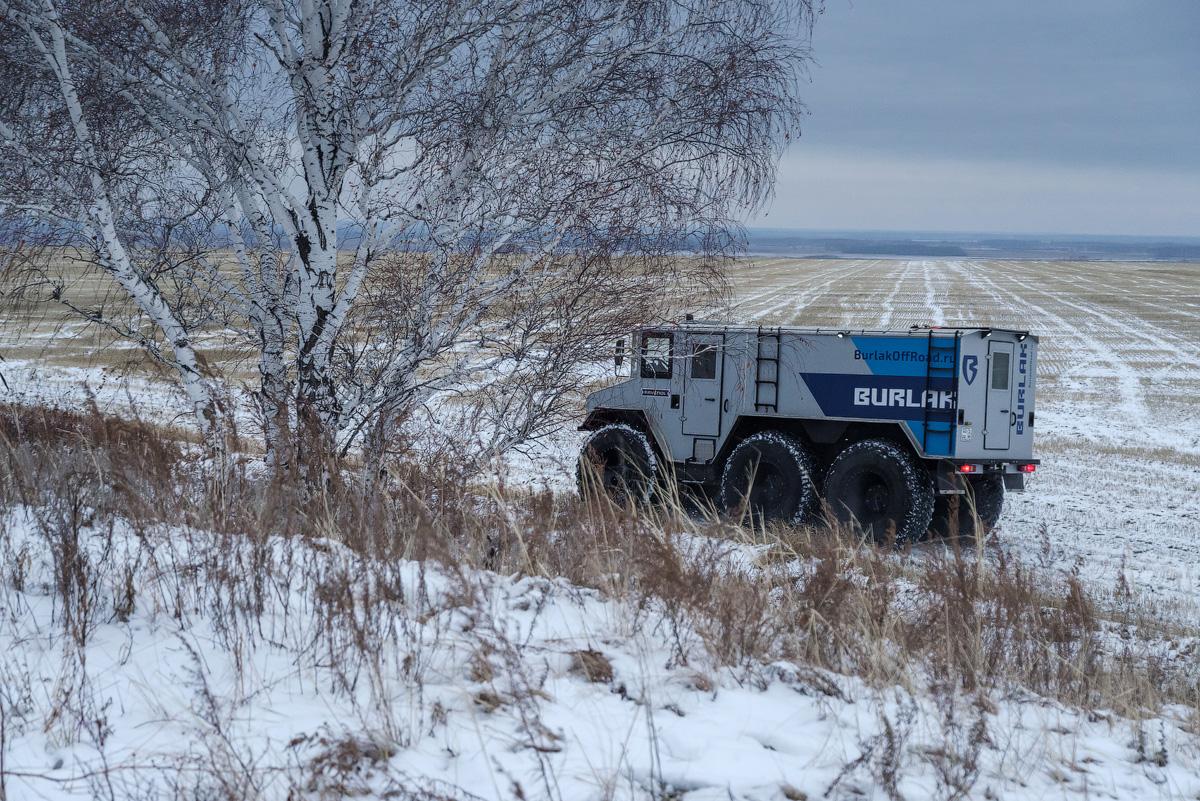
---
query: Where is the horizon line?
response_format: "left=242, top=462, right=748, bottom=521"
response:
left=742, top=226, right=1200, bottom=242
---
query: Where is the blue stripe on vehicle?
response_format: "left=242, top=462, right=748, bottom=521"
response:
left=850, top=336, right=955, bottom=377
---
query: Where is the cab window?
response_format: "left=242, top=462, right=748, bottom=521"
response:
left=640, top=333, right=673, bottom=379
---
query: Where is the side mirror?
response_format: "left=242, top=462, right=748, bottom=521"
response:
left=614, top=338, right=625, bottom=367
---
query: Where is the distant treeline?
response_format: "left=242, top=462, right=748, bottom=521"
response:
left=745, top=230, right=1200, bottom=262
left=6, top=219, right=1199, bottom=261
left=822, top=239, right=968, bottom=257
left=1149, top=245, right=1200, bottom=260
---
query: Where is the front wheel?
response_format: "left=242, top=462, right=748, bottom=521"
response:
left=577, top=424, right=660, bottom=505
left=718, top=431, right=818, bottom=526
left=822, top=439, right=934, bottom=544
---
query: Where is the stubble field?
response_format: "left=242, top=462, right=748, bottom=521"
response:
left=723, top=258, right=1200, bottom=613
left=3, top=256, right=1200, bottom=800
left=3, top=257, right=1199, bottom=612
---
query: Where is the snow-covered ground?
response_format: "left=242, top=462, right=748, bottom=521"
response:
left=719, top=258, right=1200, bottom=616
left=2, top=509, right=1197, bottom=801
left=4, top=258, right=1198, bottom=606
left=3, top=258, right=1200, bottom=799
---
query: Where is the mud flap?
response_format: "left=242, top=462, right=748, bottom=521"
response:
left=1002, top=473, right=1025, bottom=492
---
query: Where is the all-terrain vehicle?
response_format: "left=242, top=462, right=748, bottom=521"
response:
left=578, top=320, right=1038, bottom=540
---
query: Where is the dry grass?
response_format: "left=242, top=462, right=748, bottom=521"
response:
left=0, top=404, right=1197, bottom=798
left=1, top=403, right=1195, bottom=720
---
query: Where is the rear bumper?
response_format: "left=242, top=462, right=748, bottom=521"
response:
left=935, top=459, right=1037, bottom=494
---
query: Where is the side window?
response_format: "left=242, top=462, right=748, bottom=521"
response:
left=690, top=343, right=717, bottom=380
left=640, top=334, right=673, bottom=379
left=990, top=351, right=1011, bottom=390
left=614, top=338, right=632, bottom=377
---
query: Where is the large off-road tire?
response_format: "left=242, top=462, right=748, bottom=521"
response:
left=822, top=439, right=935, bottom=544
left=576, top=424, right=660, bottom=505
left=718, top=431, right=818, bottom=526
left=928, top=474, right=1004, bottom=541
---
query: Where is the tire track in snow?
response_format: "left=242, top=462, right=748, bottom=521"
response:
left=878, top=261, right=914, bottom=328
left=962, top=261, right=1151, bottom=434
left=995, top=263, right=1200, bottom=454
left=995, top=262, right=1198, bottom=398
left=729, top=259, right=852, bottom=317
left=945, top=261, right=1200, bottom=607
left=1034, top=266, right=1200, bottom=381
left=920, top=260, right=947, bottom=326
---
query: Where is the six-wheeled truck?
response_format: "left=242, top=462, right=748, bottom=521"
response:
left=577, top=321, right=1038, bottom=541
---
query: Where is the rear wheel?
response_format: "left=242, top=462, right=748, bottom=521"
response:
left=576, top=424, right=659, bottom=505
left=719, top=431, right=818, bottom=526
left=823, top=439, right=934, bottom=544
left=929, top=474, right=1004, bottom=540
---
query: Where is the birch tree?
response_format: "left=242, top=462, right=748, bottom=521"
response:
left=1, top=0, right=816, bottom=477
left=0, top=0, right=226, bottom=438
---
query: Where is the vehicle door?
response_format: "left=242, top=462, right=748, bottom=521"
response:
left=680, top=333, right=725, bottom=437
left=983, top=340, right=1015, bottom=450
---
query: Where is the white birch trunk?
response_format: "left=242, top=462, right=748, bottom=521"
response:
left=225, top=187, right=292, bottom=465
left=3, top=0, right=808, bottom=472
left=23, top=1, right=221, bottom=438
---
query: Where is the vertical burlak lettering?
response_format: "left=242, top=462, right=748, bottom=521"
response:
left=1015, top=342, right=1028, bottom=434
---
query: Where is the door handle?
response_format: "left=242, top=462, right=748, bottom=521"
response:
left=1009, top=412, right=1017, bottom=426
left=704, top=397, right=716, bottom=402
left=723, top=399, right=730, bottom=413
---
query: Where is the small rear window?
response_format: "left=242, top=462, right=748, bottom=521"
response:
left=990, top=351, right=1011, bottom=390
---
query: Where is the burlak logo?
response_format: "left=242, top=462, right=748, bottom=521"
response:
left=854, top=387, right=955, bottom=409
left=962, top=355, right=978, bottom=386
left=1015, top=343, right=1028, bottom=434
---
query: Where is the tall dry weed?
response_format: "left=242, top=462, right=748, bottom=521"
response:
left=0, top=401, right=1195, bottom=798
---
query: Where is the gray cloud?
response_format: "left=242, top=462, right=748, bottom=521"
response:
left=755, top=0, right=1200, bottom=235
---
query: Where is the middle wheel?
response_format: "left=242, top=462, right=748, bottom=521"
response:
left=822, top=438, right=935, bottom=544
left=718, top=431, right=818, bottom=525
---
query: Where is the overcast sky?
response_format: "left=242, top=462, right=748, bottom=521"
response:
left=752, top=1, right=1200, bottom=237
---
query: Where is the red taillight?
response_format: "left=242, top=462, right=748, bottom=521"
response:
left=957, top=464, right=978, bottom=474
left=1018, top=463, right=1037, bottom=473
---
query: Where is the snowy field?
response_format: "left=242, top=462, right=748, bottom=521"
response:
left=2, top=509, right=1195, bottom=801
left=720, top=258, right=1200, bottom=616
left=3, top=258, right=1199, bottom=800
left=8, top=257, right=1194, bottom=610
